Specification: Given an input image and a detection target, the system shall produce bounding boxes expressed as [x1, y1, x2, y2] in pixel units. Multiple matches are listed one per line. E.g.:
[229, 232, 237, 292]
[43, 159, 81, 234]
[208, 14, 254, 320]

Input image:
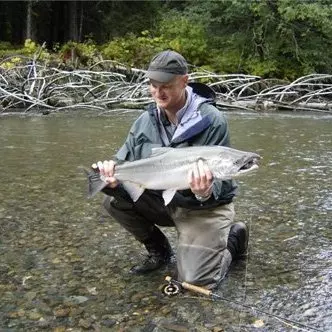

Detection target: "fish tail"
[79, 166, 108, 198]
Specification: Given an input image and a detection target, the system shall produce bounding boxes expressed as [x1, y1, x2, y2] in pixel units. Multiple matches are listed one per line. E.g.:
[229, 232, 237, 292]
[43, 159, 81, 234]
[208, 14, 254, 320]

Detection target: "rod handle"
[165, 276, 212, 297]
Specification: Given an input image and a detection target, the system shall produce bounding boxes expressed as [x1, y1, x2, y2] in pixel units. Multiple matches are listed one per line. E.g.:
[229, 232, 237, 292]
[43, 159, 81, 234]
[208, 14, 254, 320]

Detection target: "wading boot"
[130, 226, 175, 274]
[227, 222, 249, 260]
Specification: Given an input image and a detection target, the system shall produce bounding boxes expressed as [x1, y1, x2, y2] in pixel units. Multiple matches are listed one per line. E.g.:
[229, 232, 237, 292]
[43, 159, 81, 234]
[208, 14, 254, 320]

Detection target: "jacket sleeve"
[205, 107, 237, 201]
[115, 128, 136, 162]
[203, 105, 231, 147]
[100, 119, 139, 198]
[115, 111, 160, 162]
[101, 111, 159, 197]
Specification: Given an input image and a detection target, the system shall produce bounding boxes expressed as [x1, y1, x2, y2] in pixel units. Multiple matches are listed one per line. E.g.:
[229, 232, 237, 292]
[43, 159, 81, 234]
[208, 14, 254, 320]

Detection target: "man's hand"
[94, 160, 119, 188]
[188, 159, 213, 200]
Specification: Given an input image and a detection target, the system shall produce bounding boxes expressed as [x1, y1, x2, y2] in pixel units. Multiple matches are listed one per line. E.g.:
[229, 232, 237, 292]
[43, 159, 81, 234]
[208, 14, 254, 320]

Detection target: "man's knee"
[103, 195, 133, 215]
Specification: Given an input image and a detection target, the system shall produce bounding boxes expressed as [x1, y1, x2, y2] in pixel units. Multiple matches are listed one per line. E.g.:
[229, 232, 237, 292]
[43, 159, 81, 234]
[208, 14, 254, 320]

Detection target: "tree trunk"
[26, 0, 34, 40]
[69, 0, 78, 41]
[78, 2, 84, 42]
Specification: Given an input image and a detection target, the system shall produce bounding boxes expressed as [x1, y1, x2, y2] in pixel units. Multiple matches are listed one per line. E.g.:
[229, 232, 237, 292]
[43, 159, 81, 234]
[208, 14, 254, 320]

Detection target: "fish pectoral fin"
[162, 189, 177, 206]
[122, 182, 145, 202]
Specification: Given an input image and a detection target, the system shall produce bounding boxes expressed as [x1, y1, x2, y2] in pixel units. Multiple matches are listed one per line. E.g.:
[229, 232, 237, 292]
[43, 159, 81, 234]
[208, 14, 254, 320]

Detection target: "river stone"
[212, 327, 224, 332]
[64, 295, 89, 304]
[6, 309, 25, 318]
[78, 317, 94, 329]
[38, 317, 51, 328]
[303, 308, 316, 317]
[53, 327, 66, 332]
[25, 291, 37, 301]
[101, 319, 117, 327]
[0, 264, 10, 274]
[27, 310, 43, 320]
[54, 307, 71, 317]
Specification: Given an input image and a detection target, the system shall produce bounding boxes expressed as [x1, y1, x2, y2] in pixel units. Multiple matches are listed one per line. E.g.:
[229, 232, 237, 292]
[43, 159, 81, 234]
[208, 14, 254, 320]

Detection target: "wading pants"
[103, 191, 235, 289]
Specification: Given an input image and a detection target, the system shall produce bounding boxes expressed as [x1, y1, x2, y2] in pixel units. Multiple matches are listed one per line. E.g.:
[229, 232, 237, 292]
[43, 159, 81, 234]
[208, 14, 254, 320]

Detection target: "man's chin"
[156, 101, 169, 109]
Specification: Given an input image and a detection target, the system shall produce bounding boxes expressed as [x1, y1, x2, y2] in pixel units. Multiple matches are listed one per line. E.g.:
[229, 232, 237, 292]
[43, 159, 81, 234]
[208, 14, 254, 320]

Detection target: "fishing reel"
[161, 281, 181, 296]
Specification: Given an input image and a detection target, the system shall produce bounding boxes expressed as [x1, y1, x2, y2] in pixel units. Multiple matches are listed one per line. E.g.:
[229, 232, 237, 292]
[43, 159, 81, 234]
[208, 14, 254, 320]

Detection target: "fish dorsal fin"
[150, 147, 173, 157]
[122, 182, 145, 202]
[162, 189, 177, 206]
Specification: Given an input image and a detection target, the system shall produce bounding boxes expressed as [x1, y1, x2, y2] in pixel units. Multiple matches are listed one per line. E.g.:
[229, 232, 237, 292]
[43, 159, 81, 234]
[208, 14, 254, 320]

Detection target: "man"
[95, 50, 248, 289]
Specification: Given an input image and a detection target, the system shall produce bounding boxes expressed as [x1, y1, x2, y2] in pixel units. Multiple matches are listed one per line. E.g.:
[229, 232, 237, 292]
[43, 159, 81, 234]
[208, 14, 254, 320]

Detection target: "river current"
[0, 110, 331, 331]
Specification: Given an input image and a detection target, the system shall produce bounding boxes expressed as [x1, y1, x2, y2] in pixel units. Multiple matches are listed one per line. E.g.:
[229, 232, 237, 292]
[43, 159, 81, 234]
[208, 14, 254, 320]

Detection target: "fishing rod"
[163, 276, 323, 332]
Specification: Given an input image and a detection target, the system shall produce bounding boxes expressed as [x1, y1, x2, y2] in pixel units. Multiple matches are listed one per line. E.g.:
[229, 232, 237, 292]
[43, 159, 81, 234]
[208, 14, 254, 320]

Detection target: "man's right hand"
[94, 160, 119, 188]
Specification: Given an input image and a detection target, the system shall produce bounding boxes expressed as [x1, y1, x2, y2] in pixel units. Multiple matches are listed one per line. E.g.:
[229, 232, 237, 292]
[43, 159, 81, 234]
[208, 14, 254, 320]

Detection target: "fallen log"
[1, 56, 331, 114]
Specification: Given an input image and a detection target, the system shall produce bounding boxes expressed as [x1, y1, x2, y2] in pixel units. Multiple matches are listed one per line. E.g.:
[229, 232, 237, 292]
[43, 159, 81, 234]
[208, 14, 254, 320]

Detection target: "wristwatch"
[195, 193, 211, 202]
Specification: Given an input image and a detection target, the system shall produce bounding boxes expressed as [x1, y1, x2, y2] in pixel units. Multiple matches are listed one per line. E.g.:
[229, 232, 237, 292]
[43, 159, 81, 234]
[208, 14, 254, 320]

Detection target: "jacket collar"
[147, 86, 212, 145]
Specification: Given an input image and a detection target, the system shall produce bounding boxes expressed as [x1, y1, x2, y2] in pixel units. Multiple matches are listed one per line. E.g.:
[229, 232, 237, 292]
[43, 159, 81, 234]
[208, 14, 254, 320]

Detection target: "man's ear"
[182, 74, 189, 87]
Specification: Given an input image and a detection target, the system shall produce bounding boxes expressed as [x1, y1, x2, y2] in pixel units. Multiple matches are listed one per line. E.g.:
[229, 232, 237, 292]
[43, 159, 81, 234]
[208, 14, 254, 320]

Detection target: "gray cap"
[146, 50, 188, 82]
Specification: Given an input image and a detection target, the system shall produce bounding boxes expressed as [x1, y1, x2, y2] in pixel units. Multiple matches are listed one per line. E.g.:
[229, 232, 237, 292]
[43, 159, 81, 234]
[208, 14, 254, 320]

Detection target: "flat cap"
[146, 50, 188, 82]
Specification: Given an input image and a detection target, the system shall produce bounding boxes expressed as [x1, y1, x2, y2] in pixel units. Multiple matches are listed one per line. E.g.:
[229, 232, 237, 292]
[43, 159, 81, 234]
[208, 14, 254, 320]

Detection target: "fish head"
[209, 147, 261, 179]
[232, 152, 261, 176]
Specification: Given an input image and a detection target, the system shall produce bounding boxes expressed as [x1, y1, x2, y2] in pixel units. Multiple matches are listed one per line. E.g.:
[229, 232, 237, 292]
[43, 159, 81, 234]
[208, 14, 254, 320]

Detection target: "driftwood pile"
[1, 55, 332, 114]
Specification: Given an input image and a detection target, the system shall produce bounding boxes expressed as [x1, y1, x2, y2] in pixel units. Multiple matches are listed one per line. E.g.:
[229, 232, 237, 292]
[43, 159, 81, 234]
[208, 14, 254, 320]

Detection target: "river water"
[0, 110, 331, 331]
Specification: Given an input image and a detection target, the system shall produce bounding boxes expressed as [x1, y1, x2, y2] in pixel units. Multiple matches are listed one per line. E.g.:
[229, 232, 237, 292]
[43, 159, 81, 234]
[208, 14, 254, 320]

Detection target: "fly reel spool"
[162, 282, 181, 296]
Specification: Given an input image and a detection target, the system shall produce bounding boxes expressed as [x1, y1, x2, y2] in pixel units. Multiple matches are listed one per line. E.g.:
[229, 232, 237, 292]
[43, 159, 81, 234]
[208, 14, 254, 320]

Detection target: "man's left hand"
[188, 159, 213, 199]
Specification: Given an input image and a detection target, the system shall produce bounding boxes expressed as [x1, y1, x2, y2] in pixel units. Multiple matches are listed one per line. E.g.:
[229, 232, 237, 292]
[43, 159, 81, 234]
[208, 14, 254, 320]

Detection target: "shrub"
[101, 31, 167, 68]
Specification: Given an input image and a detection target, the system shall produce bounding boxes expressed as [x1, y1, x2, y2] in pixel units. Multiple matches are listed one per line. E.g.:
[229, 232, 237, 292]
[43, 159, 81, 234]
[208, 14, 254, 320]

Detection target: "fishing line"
[162, 276, 323, 332]
[237, 208, 253, 330]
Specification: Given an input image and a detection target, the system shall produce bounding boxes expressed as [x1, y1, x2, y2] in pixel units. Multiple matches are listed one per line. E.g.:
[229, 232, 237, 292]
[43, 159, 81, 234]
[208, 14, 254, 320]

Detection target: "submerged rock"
[63, 295, 89, 305]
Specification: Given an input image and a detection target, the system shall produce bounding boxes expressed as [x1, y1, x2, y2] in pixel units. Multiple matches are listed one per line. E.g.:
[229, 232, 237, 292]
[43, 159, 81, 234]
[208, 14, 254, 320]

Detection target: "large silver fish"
[85, 146, 261, 205]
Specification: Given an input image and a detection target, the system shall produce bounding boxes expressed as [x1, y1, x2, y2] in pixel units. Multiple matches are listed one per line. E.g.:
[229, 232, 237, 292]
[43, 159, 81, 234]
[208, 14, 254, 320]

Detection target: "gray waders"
[103, 190, 235, 289]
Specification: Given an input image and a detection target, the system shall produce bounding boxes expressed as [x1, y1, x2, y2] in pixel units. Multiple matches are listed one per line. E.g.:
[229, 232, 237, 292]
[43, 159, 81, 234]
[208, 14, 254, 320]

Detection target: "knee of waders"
[103, 195, 133, 214]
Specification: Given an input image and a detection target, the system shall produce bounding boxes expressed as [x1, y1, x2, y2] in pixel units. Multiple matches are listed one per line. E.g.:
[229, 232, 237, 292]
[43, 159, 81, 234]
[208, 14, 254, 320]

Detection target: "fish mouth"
[237, 155, 260, 174]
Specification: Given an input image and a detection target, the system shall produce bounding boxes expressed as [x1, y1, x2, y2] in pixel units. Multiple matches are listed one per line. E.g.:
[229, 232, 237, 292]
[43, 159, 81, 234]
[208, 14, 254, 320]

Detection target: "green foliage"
[0, 42, 19, 59]
[0, 41, 12, 50]
[100, 12, 209, 69]
[209, 49, 245, 74]
[0, 39, 50, 65]
[0, 39, 39, 58]
[23, 39, 38, 55]
[60, 40, 99, 67]
[276, 0, 332, 74]
[101, 31, 167, 68]
[182, 0, 332, 79]
[0, 0, 331, 80]
[244, 58, 279, 78]
[0, 55, 24, 70]
[158, 12, 208, 66]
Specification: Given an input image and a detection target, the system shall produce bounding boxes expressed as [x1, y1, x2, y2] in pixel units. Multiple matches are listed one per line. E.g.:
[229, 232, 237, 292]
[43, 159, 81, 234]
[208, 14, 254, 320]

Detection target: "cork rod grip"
[165, 276, 212, 297]
[181, 281, 213, 296]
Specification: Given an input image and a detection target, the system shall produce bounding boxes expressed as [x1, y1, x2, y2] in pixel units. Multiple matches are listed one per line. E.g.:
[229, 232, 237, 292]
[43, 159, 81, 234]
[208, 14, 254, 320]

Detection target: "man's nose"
[155, 85, 165, 94]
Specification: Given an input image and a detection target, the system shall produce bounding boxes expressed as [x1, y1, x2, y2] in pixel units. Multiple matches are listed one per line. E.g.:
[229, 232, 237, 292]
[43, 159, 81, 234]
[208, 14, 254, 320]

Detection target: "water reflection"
[0, 111, 331, 331]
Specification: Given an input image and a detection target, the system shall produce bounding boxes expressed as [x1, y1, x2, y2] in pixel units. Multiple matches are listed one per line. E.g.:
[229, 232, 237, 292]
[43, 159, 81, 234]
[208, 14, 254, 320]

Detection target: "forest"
[1, 0, 332, 79]
[1, 1, 332, 113]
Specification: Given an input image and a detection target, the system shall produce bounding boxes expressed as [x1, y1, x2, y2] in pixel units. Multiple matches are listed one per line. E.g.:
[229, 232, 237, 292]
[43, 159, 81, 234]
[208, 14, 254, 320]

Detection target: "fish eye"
[234, 156, 245, 166]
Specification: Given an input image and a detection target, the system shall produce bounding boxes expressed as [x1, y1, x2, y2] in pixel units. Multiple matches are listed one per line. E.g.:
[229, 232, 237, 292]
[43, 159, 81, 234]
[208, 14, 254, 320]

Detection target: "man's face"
[149, 75, 188, 112]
